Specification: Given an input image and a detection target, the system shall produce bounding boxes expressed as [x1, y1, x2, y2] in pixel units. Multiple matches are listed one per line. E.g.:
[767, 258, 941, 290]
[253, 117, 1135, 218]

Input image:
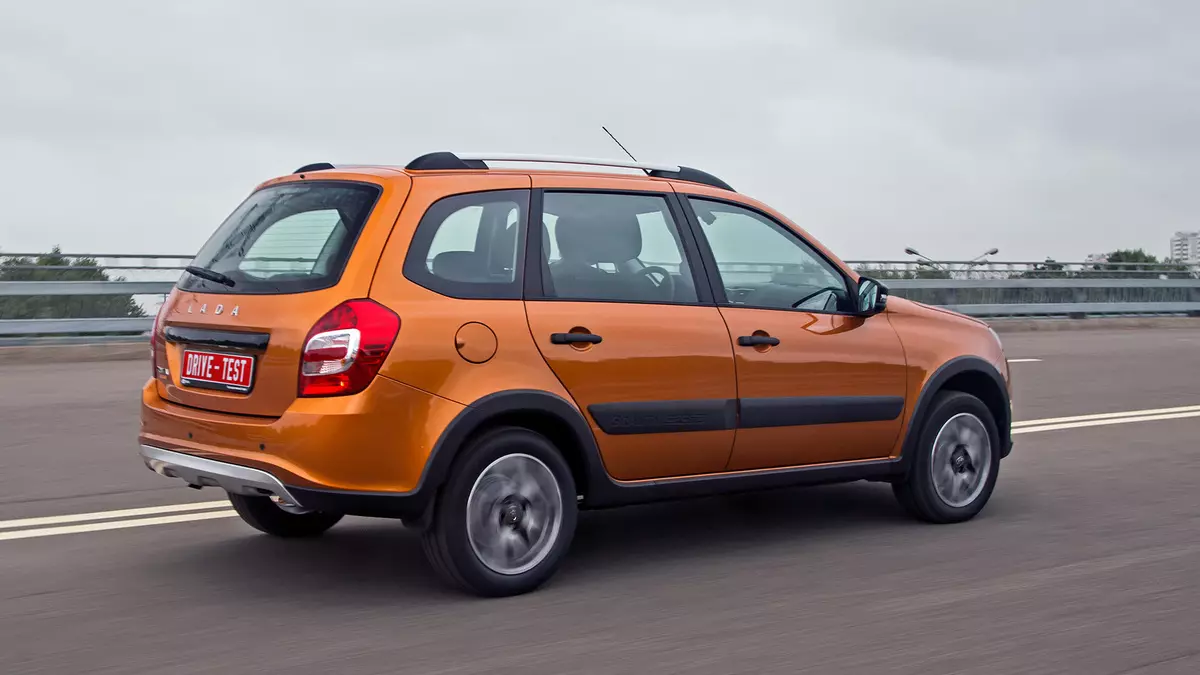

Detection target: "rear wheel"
[227, 493, 343, 538]
[894, 391, 1000, 524]
[422, 427, 577, 597]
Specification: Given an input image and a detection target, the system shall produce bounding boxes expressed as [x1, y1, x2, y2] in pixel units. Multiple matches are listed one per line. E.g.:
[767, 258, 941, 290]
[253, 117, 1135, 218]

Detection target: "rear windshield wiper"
[185, 265, 236, 288]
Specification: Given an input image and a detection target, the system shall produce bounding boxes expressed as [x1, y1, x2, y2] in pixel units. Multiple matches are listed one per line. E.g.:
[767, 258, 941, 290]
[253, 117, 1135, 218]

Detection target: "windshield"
[179, 181, 381, 295]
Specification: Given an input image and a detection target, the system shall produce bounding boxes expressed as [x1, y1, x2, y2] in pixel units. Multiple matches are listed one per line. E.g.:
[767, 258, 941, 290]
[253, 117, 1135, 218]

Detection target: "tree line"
[0, 247, 146, 321]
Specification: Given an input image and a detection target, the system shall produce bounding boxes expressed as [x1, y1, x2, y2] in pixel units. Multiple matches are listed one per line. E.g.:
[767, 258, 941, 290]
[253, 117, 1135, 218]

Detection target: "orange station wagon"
[140, 152, 1013, 596]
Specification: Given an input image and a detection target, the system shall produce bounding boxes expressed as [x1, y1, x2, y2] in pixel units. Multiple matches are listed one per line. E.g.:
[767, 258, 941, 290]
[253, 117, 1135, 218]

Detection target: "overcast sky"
[2, 0, 1198, 261]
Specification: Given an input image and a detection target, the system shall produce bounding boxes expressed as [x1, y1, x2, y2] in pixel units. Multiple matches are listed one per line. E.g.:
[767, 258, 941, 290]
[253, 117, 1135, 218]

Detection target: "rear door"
[153, 174, 409, 417]
[523, 179, 737, 481]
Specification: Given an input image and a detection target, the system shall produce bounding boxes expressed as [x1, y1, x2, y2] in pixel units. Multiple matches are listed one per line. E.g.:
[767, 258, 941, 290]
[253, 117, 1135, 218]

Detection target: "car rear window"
[178, 181, 382, 295]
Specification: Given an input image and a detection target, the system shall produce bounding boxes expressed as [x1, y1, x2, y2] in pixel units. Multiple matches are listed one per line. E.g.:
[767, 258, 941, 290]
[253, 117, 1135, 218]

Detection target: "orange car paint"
[525, 301, 738, 480]
[141, 373, 463, 492]
[718, 308, 908, 470]
[152, 171, 411, 418]
[140, 163, 1010, 501]
[882, 297, 1010, 457]
[369, 174, 576, 405]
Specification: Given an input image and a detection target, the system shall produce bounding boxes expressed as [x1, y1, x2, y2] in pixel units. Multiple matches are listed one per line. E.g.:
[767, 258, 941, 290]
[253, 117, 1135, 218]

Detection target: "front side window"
[689, 198, 849, 312]
[403, 190, 527, 299]
[540, 192, 698, 304]
[180, 181, 381, 295]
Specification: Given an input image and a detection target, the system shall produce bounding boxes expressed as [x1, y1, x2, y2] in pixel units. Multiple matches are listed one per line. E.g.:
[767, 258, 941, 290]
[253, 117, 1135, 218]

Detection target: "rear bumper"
[139, 374, 465, 494]
[140, 444, 432, 519]
[141, 445, 301, 504]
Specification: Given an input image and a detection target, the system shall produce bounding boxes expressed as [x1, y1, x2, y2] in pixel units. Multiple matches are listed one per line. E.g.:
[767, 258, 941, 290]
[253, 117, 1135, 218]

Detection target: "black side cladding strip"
[162, 326, 270, 351]
[588, 399, 737, 435]
[739, 396, 905, 429]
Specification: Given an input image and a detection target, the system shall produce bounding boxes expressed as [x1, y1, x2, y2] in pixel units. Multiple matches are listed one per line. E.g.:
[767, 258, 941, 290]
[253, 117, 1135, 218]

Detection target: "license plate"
[180, 350, 255, 393]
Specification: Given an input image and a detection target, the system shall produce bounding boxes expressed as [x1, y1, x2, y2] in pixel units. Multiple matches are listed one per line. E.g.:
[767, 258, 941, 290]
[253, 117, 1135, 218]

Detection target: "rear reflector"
[151, 301, 167, 379]
[298, 299, 399, 397]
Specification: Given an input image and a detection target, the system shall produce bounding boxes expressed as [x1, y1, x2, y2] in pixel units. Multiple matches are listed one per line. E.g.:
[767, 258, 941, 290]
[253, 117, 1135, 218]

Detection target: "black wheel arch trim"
[283, 390, 602, 520]
[292, 365, 1010, 519]
[420, 390, 603, 496]
[415, 390, 917, 510]
[897, 356, 1012, 474]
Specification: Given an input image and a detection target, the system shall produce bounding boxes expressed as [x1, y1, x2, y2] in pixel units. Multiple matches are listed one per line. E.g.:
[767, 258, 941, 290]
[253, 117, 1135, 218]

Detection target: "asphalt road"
[2, 328, 1199, 674]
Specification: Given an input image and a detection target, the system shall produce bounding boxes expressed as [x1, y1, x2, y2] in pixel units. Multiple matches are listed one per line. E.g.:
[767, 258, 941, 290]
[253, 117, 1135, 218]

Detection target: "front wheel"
[893, 391, 1000, 524]
[422, 427, 577, 597]
[227, 493, 343, 538]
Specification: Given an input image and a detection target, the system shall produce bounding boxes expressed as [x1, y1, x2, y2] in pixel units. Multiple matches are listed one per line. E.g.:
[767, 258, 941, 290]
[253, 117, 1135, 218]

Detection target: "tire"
[421, 426, 578, 597]
[227, 493, 343, 538]
[893, 391, 1000, 524]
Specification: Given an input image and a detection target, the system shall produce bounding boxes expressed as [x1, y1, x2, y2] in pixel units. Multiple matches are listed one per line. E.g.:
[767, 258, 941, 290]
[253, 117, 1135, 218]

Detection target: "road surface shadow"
[144, 482, 1022, 603]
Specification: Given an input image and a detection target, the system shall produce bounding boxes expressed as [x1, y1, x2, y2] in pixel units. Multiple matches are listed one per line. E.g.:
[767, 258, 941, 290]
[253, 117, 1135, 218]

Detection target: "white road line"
[1013, 404, 1200, 428]
[1014, 410, 1200, 435]
[4, 402, 1200, 544]
[0, 500, 229, 531]
[0, 510, 237, 541]
[1007, 358, 1043, 363]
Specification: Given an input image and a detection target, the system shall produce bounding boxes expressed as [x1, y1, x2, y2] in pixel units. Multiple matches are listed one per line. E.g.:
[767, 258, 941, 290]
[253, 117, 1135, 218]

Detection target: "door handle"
[737, 335, 780, 347]
[551, 332, 603, 345]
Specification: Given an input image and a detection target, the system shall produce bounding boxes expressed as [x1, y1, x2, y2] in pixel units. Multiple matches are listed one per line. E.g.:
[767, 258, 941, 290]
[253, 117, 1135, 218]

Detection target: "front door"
[523, 186, 737, 481]
[683, 195, 908, 470]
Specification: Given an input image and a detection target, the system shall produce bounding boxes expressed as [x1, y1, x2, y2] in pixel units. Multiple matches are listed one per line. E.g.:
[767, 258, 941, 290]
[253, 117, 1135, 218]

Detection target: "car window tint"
[427, 206, 484, 265]
[689, 198, 847, 312]
[179, 181, 381, 295]
[238, 209, 344, 276]
[403, 190, 528, 300]
[636, 211, 684, 267]
[540, 192, 698, 304]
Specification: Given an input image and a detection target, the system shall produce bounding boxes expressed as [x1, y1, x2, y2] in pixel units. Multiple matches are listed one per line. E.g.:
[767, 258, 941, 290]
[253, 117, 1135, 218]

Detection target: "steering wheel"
[791, 286, 843, 310]
[633, 265, 676, 300]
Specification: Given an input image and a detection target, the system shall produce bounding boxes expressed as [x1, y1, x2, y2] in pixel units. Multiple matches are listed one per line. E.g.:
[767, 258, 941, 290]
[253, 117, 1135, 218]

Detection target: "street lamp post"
[965, 248, 999, 275]
[904, 247, 999, 273]
[903, 247, 945, 271]
[968, 248, 1000, 264]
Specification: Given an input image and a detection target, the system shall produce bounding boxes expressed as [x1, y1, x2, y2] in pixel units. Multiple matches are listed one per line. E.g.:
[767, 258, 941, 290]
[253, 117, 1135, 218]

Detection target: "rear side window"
[179, 181, 382, 295]
[403, 190, 528, 299]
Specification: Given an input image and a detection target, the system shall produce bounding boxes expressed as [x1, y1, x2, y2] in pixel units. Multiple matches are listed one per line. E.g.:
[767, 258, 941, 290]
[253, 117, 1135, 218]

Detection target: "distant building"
[1170, 231, 1200, 264]
[1084, 253, 1109, 264]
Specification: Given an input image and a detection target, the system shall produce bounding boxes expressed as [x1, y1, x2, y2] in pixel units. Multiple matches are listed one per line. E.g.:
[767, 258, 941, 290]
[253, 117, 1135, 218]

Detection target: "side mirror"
[855, 277, 888, 315]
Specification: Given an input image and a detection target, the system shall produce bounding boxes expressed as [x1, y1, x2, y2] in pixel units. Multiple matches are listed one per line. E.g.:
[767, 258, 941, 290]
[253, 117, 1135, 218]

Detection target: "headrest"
[486, 223, 518, 271]
[555, 213, 642, 263]
[431, 251, 484, 282]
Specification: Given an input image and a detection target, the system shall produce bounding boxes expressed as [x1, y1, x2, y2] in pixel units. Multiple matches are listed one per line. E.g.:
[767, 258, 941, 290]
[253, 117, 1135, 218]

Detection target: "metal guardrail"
[885, 278, 1200, 289]
[1, 254, 1198, 338]
[0, 281, 175, 296]
[0, 317, 153, 336]
[945, 302, 1200, 316]
[851, 259, 1200, 279]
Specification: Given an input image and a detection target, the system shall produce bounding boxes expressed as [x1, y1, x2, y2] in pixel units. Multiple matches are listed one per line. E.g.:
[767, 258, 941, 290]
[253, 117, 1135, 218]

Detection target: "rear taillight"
[298, 299, 400, 397]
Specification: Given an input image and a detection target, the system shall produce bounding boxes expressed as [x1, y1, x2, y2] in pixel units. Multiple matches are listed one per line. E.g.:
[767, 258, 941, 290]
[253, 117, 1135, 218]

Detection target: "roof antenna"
[602, 126, 649, 174]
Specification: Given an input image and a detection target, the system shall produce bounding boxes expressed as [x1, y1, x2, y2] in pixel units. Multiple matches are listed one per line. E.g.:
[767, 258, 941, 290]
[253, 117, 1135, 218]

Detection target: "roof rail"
[405, 152, 487, 171]
[403, 152, 734, 191]
[293, 162, 335, 174]
[456, 153, 680, 173]
[647, 166, 734, 192]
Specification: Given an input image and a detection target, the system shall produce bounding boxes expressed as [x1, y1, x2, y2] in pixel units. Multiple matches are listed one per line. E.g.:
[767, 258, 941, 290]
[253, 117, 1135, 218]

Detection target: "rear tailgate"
[153, 173, 410, 417]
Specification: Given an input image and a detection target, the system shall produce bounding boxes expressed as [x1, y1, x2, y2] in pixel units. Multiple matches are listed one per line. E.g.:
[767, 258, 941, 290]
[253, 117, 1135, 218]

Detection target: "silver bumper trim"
[140, 445, 303, 506]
